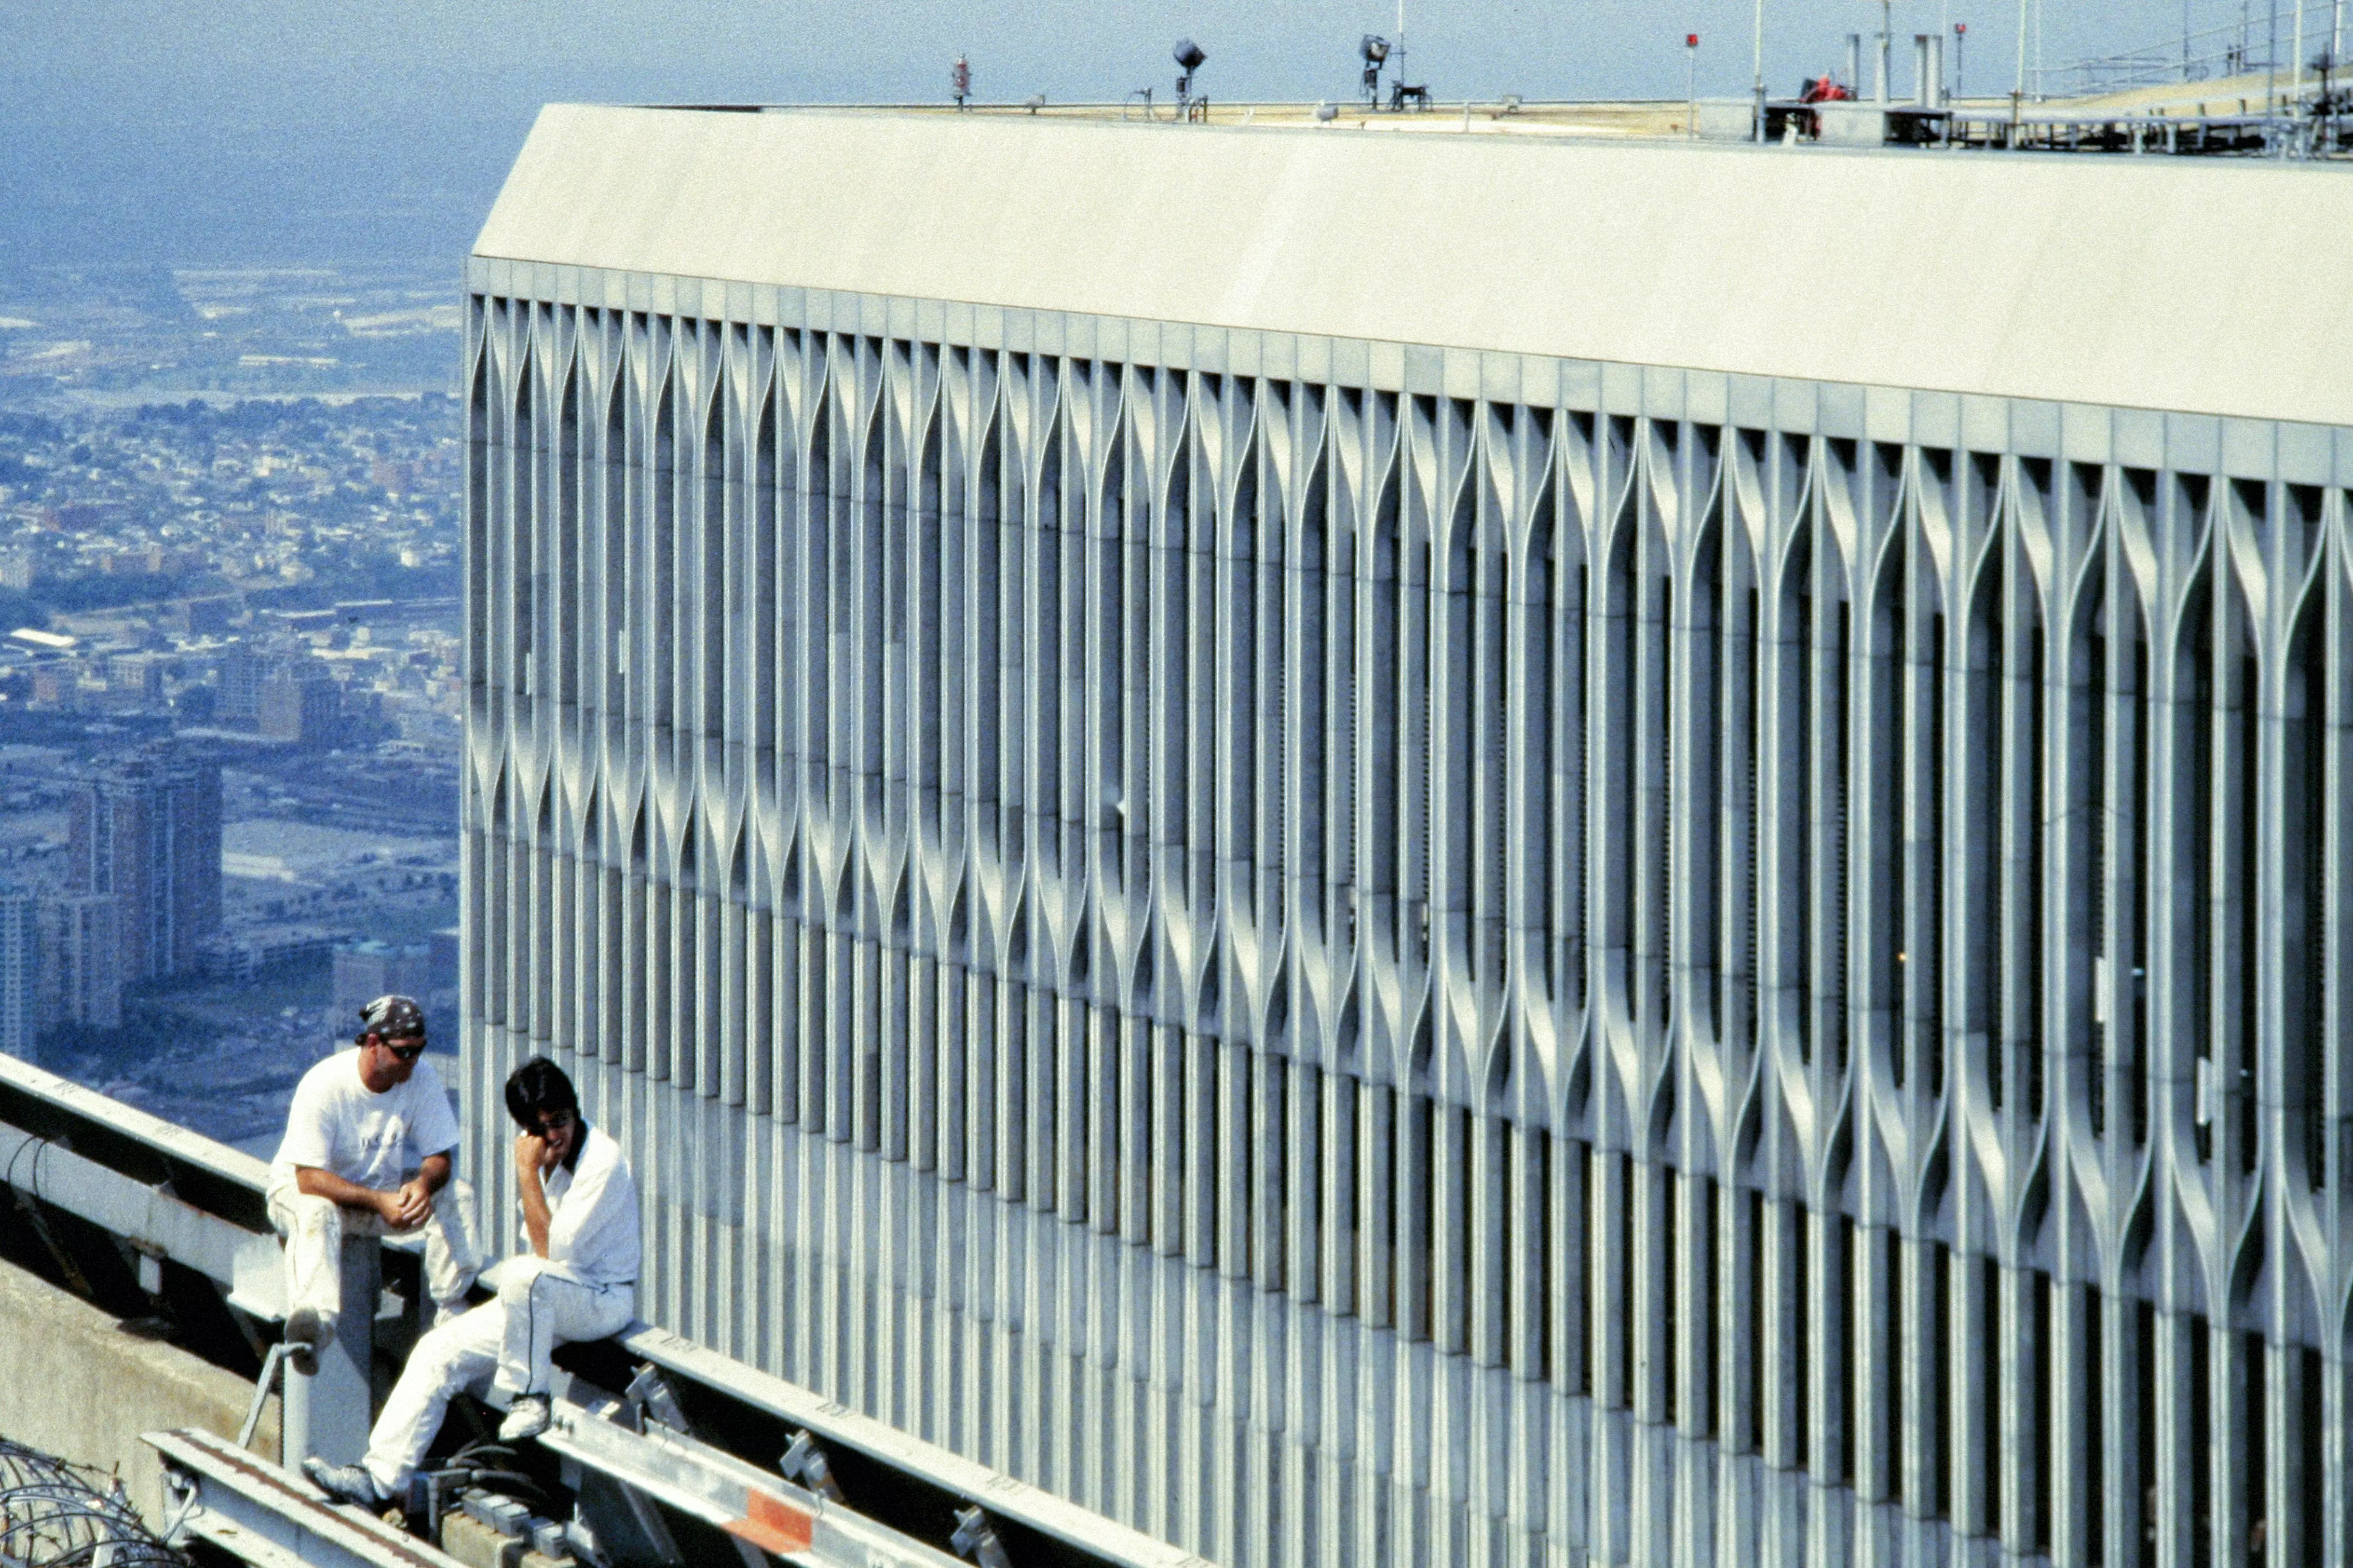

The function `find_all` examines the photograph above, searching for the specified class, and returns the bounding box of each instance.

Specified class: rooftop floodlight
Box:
[1360,32,1390,103]
[1172,38,1208,119]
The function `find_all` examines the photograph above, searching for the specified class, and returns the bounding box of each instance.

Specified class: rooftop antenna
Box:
[2297,0,2307,104]
[1877,0,1893,101]
[2015,0,2027,99]
[1752,0,1768,139]
[1686,33,1700,137]
[1395,0,1407,103]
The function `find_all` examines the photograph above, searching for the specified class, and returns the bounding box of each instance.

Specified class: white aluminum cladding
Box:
[458,281,2353,1568]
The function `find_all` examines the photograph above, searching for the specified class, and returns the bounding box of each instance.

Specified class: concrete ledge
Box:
[0,1257,278,1526]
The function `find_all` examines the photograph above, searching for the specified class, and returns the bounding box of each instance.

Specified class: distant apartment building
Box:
[0,546,39,592]
[0,883,37,1058]
[258,666,340,745]
[39,893,120,1034]
[27,666,75,709]
[99,547,170,575]
[162,596,237,638]
[331,939,440,1017]
[108,654,165,702]
[66,745,221,985]
[199,924,333,982]
[215,647,282,723]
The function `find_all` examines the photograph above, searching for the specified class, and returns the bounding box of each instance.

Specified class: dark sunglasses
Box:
[381,1036,427,1061]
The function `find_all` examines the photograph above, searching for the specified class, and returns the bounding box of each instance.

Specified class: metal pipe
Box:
[1687,37,1699,139]
[1879,0,1894,100]
[1752,0,1767,140]
[280,1235,376,1470]
[2295,0,2306,101]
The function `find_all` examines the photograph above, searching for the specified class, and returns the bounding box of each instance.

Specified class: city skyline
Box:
[1,0,2299,269]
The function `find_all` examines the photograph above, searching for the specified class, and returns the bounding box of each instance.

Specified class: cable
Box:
[0,1439,187,1567]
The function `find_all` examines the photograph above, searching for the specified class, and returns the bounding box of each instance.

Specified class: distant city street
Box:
[0,260,462,1152]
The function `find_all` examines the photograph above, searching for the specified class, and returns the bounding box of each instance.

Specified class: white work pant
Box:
[361,1256,633,1495]
[266,1183,479,1333]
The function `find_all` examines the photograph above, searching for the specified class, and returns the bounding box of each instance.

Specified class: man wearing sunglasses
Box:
[305,1056,639,1513]
[266,994,479,1375]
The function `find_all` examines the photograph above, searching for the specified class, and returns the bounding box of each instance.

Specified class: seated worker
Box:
[304,1056,640,1510]
[269,995,479,1373]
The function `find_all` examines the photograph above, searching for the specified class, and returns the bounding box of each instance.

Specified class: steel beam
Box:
[148,1427,466,1568]
[0,1120,281,1305]
[539,1391,970,1568]
[614,1323,1203,1568]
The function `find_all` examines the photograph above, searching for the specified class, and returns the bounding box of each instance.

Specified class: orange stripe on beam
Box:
[724,1489,814,1555]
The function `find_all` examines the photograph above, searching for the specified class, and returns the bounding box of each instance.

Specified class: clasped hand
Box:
[381,1176,434,1230]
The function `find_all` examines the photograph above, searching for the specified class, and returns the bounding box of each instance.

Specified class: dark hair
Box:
[503,1057,578,1129]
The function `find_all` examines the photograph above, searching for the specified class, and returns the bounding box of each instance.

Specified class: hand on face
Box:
[513,1108,577,1183]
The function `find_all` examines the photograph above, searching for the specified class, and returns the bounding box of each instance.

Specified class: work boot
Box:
[302,1457,386,1510]
[283,1307,334,1377]
[499,1394,552,1442]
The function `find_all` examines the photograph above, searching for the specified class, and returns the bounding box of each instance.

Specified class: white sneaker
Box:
[499,1394,551,1442]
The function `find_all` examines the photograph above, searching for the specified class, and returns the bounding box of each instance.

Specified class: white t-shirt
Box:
[536,1123,641,1287]
[268,1048,461,1200]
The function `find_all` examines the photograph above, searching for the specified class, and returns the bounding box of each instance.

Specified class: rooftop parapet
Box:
[475,102,2353,428]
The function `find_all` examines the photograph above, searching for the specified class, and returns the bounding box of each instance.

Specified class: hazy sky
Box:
[0,0,2326,269]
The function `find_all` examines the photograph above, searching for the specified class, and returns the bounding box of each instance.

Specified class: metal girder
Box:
[148,1428,467,1568]
[0,1054,272,1197]
[539,1391,968,1568]
[614,1325,1201,1568]
[0,1122,281,1307]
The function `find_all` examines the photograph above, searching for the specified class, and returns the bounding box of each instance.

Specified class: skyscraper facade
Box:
[0,882,38,1058]
[67,745,222,986]
[40,893,121,1036]
[461,107,2353,1568]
